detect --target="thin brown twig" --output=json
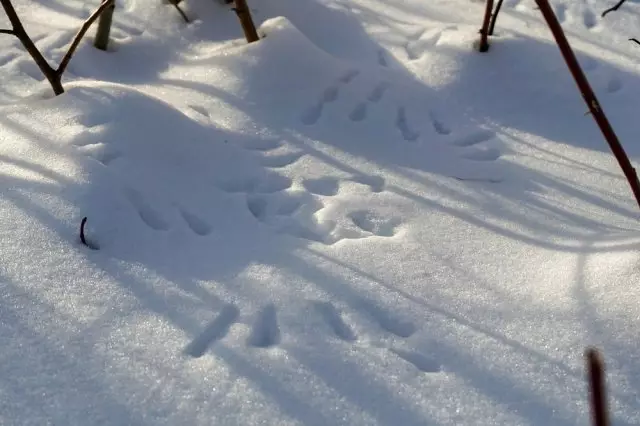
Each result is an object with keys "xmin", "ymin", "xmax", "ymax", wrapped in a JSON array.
[
  {"xmin": 488, "ymin": 0, "xmax": 505, "ymax": 36},
  {"xmin": 171, "ymin": 3, "xmax": 190, "ymax": 23},
  {"xmin": 80, "ymin": 217, "xmax": 89, "ymax": 246},
  {"xmin": 1, "ymin": 0, "xmax": 114, "ymax": 95},
  {"xmin": 602, "ymin": 0, "xmax": 627, "ymax": 17},
  {"xmin": 478, "ymin": 0, "xmax": 494, "ymax": 52},
  {"xmin": 0, "ymin": 0, "xmax": 62, "ymax": 93},
  {"xmin": 534, "ymin": 0, "xmax": 640, "ymax": 211},
  {"xmin": 57, "ymin": 0, "xmax": 115, "ymax": 75}
]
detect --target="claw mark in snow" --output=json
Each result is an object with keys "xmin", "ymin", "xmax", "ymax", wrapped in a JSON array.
[
  {"xmin": 349, "ymin": 210, "xmax": 400, "ymax": 237},
  {"xmin": 460, "ymin": 147, "xmax": 502, "ymax": 162},
  {"xmin": 607, "ymin": 78, "xmax": 622, "ymax": 93},
  {"xmin": 349, "ymin": 174, "xmax": 386, "ymax": 193},
  {"xmin": 390, "ymin": 348, "xmax": 441, "ymax": 373},
  {"xmin": 180, "ymin": 208, "xmax": 212, "ymax": 236},
  {"xmin": 367, "ymin": 82, "xmax": 390, "ymax": 102},
  {"xmin": 185, "ymin": 304, "xmax": 239, "ymax": 357},
  {"xmin": 583, "ymin": 9, "xmax": 597, "ymax": 29},
  {"xmin": 339, "ymin": 69, "xmax": 360, "ymax": 83},
  {"xmin": 313, "ymin": 301, "xmax": 357, "ymax": 342},
  {"xmin": 301, "ymin": 103, "xmax": 324, "ymax": 125},
  {"xmin": 396, "ymin": 107, "xmax": 420, "ymax": 141},
  {"xmin": 323, "ymin": 85, "xmax": 339, "ymax": 102},
  {"xmin": 302, "ymin": 177, "xmax": 340, "ymax": 196},
  {"xmin": 218, "ymin": 175, "xmax": 292, "ymax": 194},
  {"xmin": 76, "ymin": 142, "xmax": 122, "ymax": 166},
  {"xmin": 260, "ymin": 152, "xmax": 305, "ymax": 168},
  {"xmin": 361, "ymin": 301, "xmax": 416, "ymax": 338},
  {"xmin": 349, "ymin": 102, "xmax": 368, "ymax": 122},
  {"xmin": 248, "ymin": 304, "xmax": 280, "ymax": 348},
  {"xmin": 242, "ymin": 139, "xmax": 282, "ymax": 152},
  {"xmin": 429, "ymin": 111, "xmax": 451, "ymax": 135},
  {"xmin": 555, "ymin": 4, "xmax": 567, "ymax": 23},
  {"xmin": 124, "ymin": 188, "xmax": 170, "ymax": 231},
  {"xmin": 451, "ymin": 130, "xmax": 495, "ymax": 147},
  {"xmin": 377, "ymin": 49, "xmax": 388, "ymax": 67},
  {"xmin": 188, "ymin": 104, "xmax": 209, "ymax": 118}
]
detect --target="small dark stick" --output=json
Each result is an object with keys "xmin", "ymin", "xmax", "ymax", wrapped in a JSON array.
[
  {"xmin": 478, "ymin": 0, "xmax": 495, "ymax": 52},
  {"xmin": 80, "ymin": 217, "xmax": 89, "ymax": 246},
  {"xmin": 586, "ymin": 348, "xmax": 610, "ymax": 426},
  {"xmin": 232, "ymin": 0, "xmax": 259, "ymax": 43},
  {"xmin": 602, "ymin": 0, "xmax": 627, "ymax": 18},
  {"xmin": 488, "ymin": 0, "xmax": 505, "ymax": 36},
  {"xmin": 170, "ymin": 0, "xmax": 190, "ymax": 23},
  {"xmin": 630, "ymin": 38, "xmax": 640, "ymax": 46}
]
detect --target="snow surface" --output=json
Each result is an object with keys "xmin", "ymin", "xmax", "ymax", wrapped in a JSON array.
[{"xmin": 1, "ymin": 0, "xmax": 640, "ymax": 424}]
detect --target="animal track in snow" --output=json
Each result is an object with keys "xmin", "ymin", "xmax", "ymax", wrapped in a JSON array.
[
  {"xmin": 339, "ymin": 69, "xmax": 360, "ymax": 84},
  {"xmin": 367, "ymin": 82, "xmax": 390, "ymax": 102},
  {"xmin": 348, "ymin": 102, "xmax": 368, "ymax": 122},
  {"xmin": 450, "ymin": 129, "xmax": 495, "ymax": 147},
  {"xmin": 242, "ymin": 139, "xmax": 282, "ymax": 152},
  {"xmin": 361, "ymin": 301, "xmax": 416, "ymax": 338},
  {"xmin": 580, "ymin": 56, "xmax": 598, "ymax": 71},
  {"xmin": 179, "ymin": 208, "xmax": 212, "ymax": 236},
  {"xmin": 582, "ymin": 9, "xmax": 598, "ymax": 30},
  {"xmin": 323, "ymin": 85, "xmax": 340, "ymax": 102},
  {"xmin": 555, "ymin": 4, "xmax": 568, "ymax": 23},
  {"xmin": 349, "ymin": 210, "xmax": 400, "ymax": 237},
  {"xmin": 404, "ymin": 26, "xmax": 454, "ymax": 61},
  {"xmin": 389, "ymin": 348, "xmax": 441, "ymax": 373},
  {"xmin": 189, "ymin": 301, "xmax": 443, "ymax": 375},
  {"xmin": 349, "ymin": 174, "xmax": 386, "ymax": 193},
  {"xmin": 301, "ymin": 70, "xmax": 359, "ymax": 125},
  {"xmin": 313, "ymin": 301, "xmax": 357, "ymax": 342},
  {"xmin": 245, "ymin": 179, "xmax": 398, "ymax": 244},
  {"xmin": 124, "ymin": 188, "xmax": 170, "ymax": 231},
  {"xmin": 0, "ymin": 51, "xmax": 20, "ymax": 67},
  {"xmin": 218, "ymin": 174, "xmax": 292, "ymax": 194},
  {"xmin": 429, "ymin": 111, "xmax": 451, "ymax": 135},
  {"xmin": 260, "ymin": 152, "xmax": 305, "ymax": 168},
  {"xmin": 396, "ymin": 107, "xmax": 420, "ymax": 141},
  {"xmin": 188, "ymin": 104, "xmax": 209, "ymax": 118},
  {"xmin": 247, "ymin": 304, "xmax": 281, "ymax": 348},
  {"xmin": 607, "ymin": 78, "xmax": 622, "ymax": 93},
  {"xmin": 184, "ymin": 304, "xmax": 239, "ymax": 357},
  {"xmin": 460, "ymin": 147, "xmax": 502, "ymax": 162},
  {"xmin": 76, "ymin": 142, "xmax": 122, "ymax": 166},
  {"xmin": 301, "ymin": 104, "xmax": 324, "ymax": 125},
  {"xmin": 302, "ymin": 177, "xmax": 340, "ymax": 196},
  {"xmin": 377, "ymin": 49, "xmax": 388, "ymax": 67}
]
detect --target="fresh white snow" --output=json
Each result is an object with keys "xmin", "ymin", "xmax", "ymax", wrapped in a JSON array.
[{"xmin": 1, "ymin": 0, "xmax": 640, "ymax": 424}]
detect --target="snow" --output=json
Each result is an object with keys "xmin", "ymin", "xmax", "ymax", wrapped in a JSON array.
[{"xmin": 1, "ymin": 0, "xmax": 640, "ymax": 424}]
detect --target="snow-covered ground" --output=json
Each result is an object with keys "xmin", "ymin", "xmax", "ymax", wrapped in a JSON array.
[{"xmin": 1, "ymin": 0, "xmax": 640, "ymax": 424}]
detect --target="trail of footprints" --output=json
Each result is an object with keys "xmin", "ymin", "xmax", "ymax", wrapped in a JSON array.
[
  {"xmin": 234, "ymin": 135, "xmax": 399, "ymax": 245},
  {"xmin": 72, "ymin": 124, "xmax": 213, "ymax": 237},
  {"xmin": 301, "ymin": 70, "xmax": 443, "ymax": 143},
  {"xmin": 185, "ymin": 300, "xmax": 441, "ymax": 374}
]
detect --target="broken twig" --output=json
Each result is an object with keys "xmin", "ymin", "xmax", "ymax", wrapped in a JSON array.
[
  {"xmin": 79, "ymin": 217, "xmax": 99, "ymax": 249},
  {"xmin": 80, "ymin": 217, "xmax": 90, "ymax": 247},
  {"xmin": 534, "ymin": 0, "xmax": 640, "ymax": 211},
  {"xmin": 488, "ymin": 0, "xmax": 505, "ymax": 36},
  {"xmin": 602, "ymin": 0, "xmax": 627, "ymax": 18},
  {"xmin": 478, "ymin": 0, "xmax": 494, "ymax": 52},
  {"xmin": 0, "ymin": 0, "xmax": 115, "ymax": 95},
  {"xmin": 170, "ymin": 0, "xmax": 190, "ymax": 23}
]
